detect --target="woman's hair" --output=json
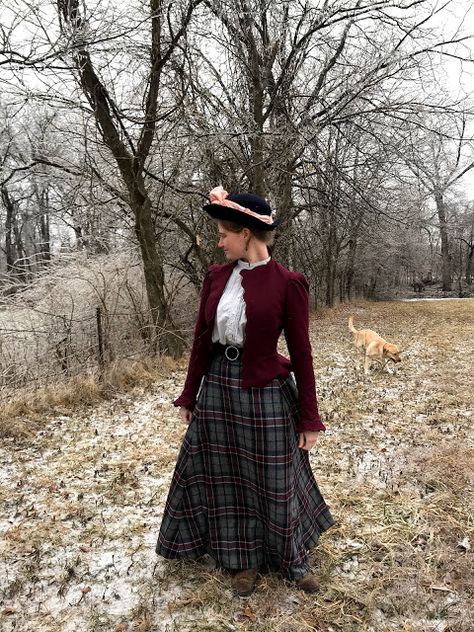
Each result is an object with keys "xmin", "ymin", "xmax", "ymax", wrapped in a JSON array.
[{"xmin": 218, "ymin": 219, "xmax": 275, "ymax": 247}]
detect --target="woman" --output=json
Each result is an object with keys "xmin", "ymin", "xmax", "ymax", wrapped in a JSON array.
[{"xmin": 156, "ymin": 186, "xmax": 334, "ymax": 596}]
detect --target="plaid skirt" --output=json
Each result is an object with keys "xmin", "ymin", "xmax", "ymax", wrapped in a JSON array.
[{"xmin": 156, "ymin": 352, "xmax": 334, "ymax": 580}]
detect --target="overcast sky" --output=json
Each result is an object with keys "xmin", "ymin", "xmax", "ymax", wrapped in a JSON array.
[{"xmin": 1, "ymin": 0, "xmax": 474, "ymax": 198}]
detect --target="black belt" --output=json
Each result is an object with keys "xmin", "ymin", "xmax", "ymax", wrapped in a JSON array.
[{"xmin": 212, "ymin": 342, "xmax": 243, "ymax": 361}]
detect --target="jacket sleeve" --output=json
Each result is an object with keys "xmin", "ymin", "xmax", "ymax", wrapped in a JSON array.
[
  {"xmin": 283, "ymin": 273, "xmax": 326, "ymax": 433},
  {"xmin": 173, "ymin": 270, "xmax": 212, "ymax": 410}
]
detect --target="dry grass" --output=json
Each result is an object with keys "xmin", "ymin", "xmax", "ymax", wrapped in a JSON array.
[
  {"xmin": 0, "ymin": 356, "xmax": 182, "ymax": 438},
  {"xmin": 0, "ymin": 298, "xmax": 472, "ymax": 632}
]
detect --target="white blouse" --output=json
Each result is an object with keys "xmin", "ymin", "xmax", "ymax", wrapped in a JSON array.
[{"xmin": 212, "ymin": 256, "xmax": 271, "ymax": 346}]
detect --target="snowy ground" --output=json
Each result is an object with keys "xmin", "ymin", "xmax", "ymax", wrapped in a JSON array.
[{"xmin": 1, "ymin": 299, "xmax": 473, "ymax": 632}]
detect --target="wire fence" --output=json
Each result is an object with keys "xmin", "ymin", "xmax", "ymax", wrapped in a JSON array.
[{"xmin": 0, "ymin": 304, "xmax": 164, "ymax": 401}]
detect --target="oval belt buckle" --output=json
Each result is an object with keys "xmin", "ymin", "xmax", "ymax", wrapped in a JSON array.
[{"xmin": 224, "ymin": 345, "xmax": 240, "ymax": 361}]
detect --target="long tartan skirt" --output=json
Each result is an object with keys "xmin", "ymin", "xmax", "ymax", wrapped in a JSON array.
[{"xmin": 156, "ymin": 353, "xmax": 334, "ymax": 580}]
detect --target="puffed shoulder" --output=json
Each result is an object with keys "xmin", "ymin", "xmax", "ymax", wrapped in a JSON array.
[{"xmin": 287, "ymin": 270, "xmax": 310, "ymax": 292}]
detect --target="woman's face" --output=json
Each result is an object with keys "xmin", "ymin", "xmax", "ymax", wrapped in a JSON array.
[{"xmin": 217, "ymin": 222, "xmax": 249, "ymax": 260}]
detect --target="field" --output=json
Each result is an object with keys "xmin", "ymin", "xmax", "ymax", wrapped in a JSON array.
[{"xmin": 1, "ymin": 299, "xmax": 473, "ymax": 632}]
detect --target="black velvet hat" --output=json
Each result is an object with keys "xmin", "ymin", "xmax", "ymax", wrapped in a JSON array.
[{"xmin": 203, "ymin": 186, "xmax": 282, "ymax": 231}]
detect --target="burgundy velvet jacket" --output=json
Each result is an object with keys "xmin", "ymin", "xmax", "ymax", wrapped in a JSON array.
[{"xmin": 174, "ymin": 257, "xmax": 325, "ymax": 433}]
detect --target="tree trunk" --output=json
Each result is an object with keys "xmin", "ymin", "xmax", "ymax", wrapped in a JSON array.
[
  {"xmin": 325, "ymin": 244, "xmax": 336, "ymax": 308},
  {"xmin": 2, "ymin": 185, "xmax": 27, "ymax": 284},
  {"xmin": 56, "ymin": 0, "xmax": 198, "ymax": 357},
  {"xmin": 37, "ymin": 187, "xmax": 51, "ymax": 264},
  {"xmin": 367, "ymin": 275, "xmax": 377, "ymax": 299},
  {"xmin": 248, "ymin": 129, "xmax": 266, "ymax": 196},
  {"xmin": 39, "ymin": 211, "xmax": 51, "ymax": 262},
  {"xmin": 434, "ymin": 189, "xmax": 452, "ymax": 291},
  {"xmin": 324, "ymin": 201, "xmax": 338, "ymax": 307},
  {"xmin": 132, "ymin": 184, "xmax": 183, "ymax": 356},
  {"xmin": 273, "ymin": 168, "xmax": 294, "ymax": 268},
  {"xmin": 345, "ymin": 238, "xmax": 357, "ymax": 301},
  {"xmin": 2, "ymin": 185, "xmax": 15, "ymax": 273},
  {"xmin": 465, "ymin": 244, "xmax": 473, "ymax": 285}
]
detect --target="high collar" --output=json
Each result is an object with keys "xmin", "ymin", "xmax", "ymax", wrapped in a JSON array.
[
  {"xmin": 208, "ymin": 257, "xmax": 276, "ymax": 282},
  {"xmin": 236, "ymin": 255, "xmax": 271, "ymax": 270}
]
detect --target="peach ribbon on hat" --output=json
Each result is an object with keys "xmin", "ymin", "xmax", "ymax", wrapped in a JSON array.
[{"xmin": 209, "ymin": 185, "xmax": 273, "ymax": 225}]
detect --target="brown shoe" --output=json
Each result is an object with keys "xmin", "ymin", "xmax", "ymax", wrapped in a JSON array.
[
  {"xmin": 295, "ymin": 572, "xmax": 320, "ymax": 594},
  {"xmin": 231, "ymin": 568, "xmax": 259, "ymax": 596}
]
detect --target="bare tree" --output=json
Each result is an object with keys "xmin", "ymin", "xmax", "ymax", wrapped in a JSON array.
[
  {"xmin": 402, "ymin": 114, "xmax": 474, "ymax": 291},
  {"xmin": 1, "ymin": 0, "xmax": 473, "ymax": 321},
  {"xmin": 187, "ymin": 0, "xmax": 473, "ymax": 266},
  {"xmin": 55, "ymin": 0, "xmax": 205, "ymax": 353}
]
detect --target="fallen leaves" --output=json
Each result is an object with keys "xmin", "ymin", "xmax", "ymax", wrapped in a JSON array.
[
  {"xmin": 132, "ymin": 617, "xmax": 151, "ymax": 631},
  {"xmin": 240, "ymin": 604, "xmax": 257, "ymax": 621}
]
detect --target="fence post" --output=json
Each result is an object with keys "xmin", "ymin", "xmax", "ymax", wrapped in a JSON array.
[
  {"xmin": 55, "ymin": 315, "xmax": 70, "ymax": 376},
  {"xmin": 96, "ymin": 306, "xmax": 105, "ymax": 374}
]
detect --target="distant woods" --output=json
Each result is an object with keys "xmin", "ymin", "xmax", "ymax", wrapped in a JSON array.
[{"xmin": 1, "ymin": 0, "xmax": 473, "ymax": 353}]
